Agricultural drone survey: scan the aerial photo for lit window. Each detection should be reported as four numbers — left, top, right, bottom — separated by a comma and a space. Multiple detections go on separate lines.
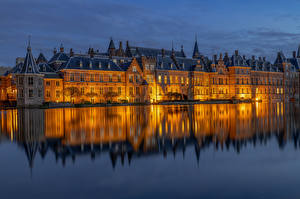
158, 75, 162, 83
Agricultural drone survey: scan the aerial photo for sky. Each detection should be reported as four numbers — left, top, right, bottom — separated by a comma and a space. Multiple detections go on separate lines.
1, 0, 300, 66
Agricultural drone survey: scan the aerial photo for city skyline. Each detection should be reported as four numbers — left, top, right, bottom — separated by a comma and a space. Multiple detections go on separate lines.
1, 0, 300, 66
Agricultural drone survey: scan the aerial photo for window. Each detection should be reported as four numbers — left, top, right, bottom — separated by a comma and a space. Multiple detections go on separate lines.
91, 87, 95, 93
108, 87, 113, 92
108, 74, 112, 82
129, 75, 133, 83
136, 87, 140, 95
56, 81, 60, 86
29, 89, 33, 98
133, 66, 137, 72
81, 87, 85, 95
46, 81, 50, 86
118, 87, 121, 95
90, 74, 94, 82
70, 73, 75, 81
19, 89, 24, 98
129, 87, 133, 95
135, 75, 139, 83
99, 87, 103, 95
19, 77, 23, 85
56, 90, 60, 98
158, 75, 162, 83
80, 73, 85, 81
219, 78, 223, 85
38, 90, 42, 97
181, 77, 184, 84
164, 75, 167, 84
28, 77, 34, 85
117, 75, 121, 82
46, 90, 50, 97
99, 74, 103, 82
236, 78, 239, 84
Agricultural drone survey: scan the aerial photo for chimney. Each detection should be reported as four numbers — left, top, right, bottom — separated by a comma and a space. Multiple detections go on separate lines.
219, 53, 223, 60
293, 51, 296, 58
213, 54, 217, 61
90, 48, 94, 58
235, 50, 239, 56
53, 48, 57, 55
70, 48, 74, 57
60, 44, 64, 53
162, 48, 165, 57
119, 41, 123, 50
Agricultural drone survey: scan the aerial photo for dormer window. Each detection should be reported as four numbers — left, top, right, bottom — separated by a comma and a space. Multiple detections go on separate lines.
79, 60, 83, 68
98, 62, 102, 68
160, 62, 163, 68
132, 66, 137, 72
170, 63, 173, 69
182, 63, 185, 69
89, 61, 92, 69
28, 66, 32, 72
108, 62, 111, 69
43, 66, 46, 71
113, 59, 117, 64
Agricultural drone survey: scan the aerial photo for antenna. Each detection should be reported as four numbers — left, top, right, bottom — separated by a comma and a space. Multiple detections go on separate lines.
28, 35, 31, 46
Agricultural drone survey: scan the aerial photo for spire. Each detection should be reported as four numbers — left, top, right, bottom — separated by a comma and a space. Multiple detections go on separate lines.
192, 36, 200, 59
108, 37, 116, 50
297, 44, 300, 58
27, 35, 31, 51
171, 41, 175, 58
125, 41, 132, 57
20, 40, 40, 74
181, 45, 186, 58
108, 37, 116, 57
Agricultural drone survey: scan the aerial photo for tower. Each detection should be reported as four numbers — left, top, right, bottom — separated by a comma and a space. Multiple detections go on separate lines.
107, 37, 116, 57
16, 41, 44, 107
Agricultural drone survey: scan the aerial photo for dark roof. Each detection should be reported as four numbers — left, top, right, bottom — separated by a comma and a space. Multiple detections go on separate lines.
44, 73, 63, 79
48, 52, 69, 64
19, 46, 40, 74
36, 53, 48, 64
128, 46, 185, 58
38, 63, 55, 73
60, 56, 125, 71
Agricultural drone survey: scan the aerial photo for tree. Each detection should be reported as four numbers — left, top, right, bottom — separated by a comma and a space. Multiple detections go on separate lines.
63, 87, 81, 102
103, 91, 119, 102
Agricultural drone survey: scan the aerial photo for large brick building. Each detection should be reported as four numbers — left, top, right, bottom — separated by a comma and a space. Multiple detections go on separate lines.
0, 38, 299, 106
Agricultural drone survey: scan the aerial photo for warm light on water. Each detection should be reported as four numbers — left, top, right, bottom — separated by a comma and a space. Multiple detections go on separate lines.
0, 103, 299, 199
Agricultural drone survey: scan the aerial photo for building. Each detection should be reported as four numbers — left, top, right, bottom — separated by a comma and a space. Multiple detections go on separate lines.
0, 38, 299, 106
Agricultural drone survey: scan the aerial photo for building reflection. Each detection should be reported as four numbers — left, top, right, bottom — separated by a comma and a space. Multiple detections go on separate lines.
0, 103, 299, 168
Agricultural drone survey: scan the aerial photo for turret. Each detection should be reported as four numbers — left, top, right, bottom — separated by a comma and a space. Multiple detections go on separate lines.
107, 37, 116, 57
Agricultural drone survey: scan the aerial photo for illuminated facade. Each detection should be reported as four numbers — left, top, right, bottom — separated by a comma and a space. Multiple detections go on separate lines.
0, 103, 299, 167
0, 39, 300, 106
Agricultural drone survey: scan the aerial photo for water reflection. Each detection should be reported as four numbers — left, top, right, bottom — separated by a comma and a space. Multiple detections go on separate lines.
0, 103, 299, 168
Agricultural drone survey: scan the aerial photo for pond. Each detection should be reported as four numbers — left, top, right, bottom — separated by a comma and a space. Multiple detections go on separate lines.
0, 103, 299, 199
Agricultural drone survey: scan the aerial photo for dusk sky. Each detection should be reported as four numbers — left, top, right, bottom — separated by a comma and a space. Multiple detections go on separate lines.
1, 0, 300, 66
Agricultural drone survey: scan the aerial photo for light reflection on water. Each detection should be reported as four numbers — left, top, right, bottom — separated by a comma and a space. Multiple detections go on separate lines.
0, 103, 300, 199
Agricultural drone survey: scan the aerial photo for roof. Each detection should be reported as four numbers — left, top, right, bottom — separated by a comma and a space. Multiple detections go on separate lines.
127, 46, 186, 58
59, 56, 125, 71
48, 52, 69, 64
36, 53, 48, 64
38, 62, 55, 73
19, 45, 40, 74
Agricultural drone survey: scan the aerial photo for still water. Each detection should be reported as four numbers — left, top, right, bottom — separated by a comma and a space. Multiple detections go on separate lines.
0, 103, 299, 199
